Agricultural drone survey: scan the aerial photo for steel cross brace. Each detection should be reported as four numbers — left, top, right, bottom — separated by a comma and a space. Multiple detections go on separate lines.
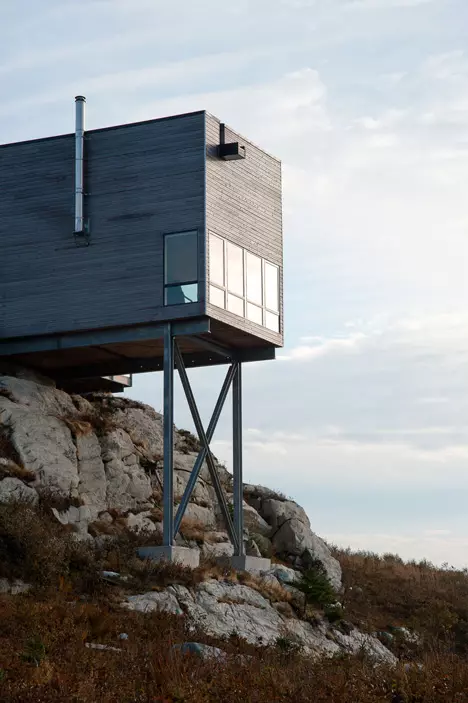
173, 342, 239, 551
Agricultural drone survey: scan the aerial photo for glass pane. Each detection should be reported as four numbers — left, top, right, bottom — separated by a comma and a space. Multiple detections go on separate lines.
264, 310, 280, 332
226, 242, 244, 297
246, 252, 262, 305
210, 285, 225, 309
209, 234, 224, 287
246, 302, 262, 325
165, 231, 198, 285
264, 261, 279, 312
165, 283, 198, 305
227, 293, 244, 317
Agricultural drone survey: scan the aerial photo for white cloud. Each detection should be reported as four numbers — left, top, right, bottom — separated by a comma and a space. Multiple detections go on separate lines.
345, 0, 436, 8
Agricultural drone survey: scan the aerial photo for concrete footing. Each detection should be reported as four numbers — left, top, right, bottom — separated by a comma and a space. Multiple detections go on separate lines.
137, 545, 200, 569
231, 555, 271, 573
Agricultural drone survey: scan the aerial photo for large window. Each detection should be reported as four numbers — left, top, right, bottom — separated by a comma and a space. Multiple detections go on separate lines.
164, 231, 198, 305
209, 233, 280, 333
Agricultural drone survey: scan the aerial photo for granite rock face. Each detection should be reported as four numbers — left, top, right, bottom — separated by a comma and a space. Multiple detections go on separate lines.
0, 372, 341, 592
243, 486, 342, 591
0, 374, 229, 538
121, 572, 397, 665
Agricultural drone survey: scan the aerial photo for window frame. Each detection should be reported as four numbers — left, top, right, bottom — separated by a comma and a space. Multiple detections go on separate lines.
163, 229, 200, 306
207, 231, 281, 334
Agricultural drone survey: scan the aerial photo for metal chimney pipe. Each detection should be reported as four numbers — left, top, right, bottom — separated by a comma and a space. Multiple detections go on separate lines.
74, 96, 86, 233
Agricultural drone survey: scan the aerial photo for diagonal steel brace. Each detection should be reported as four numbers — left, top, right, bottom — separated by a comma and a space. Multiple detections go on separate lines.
173, 343, 239, 550
173, 362, 236, 536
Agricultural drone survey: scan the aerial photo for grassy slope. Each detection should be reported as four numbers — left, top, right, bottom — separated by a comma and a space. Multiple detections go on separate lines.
2, 506, 468, 701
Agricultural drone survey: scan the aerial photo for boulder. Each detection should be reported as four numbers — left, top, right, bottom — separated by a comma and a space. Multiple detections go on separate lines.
0, 578, 32, 595
202, 541, 234, 560
0, 477, 38, 504
245, 538, 262, 558
126, 511, 158, 535
332, 629, 398, 666
0, 404, 79, 498
180, 502, 217, 530
173, 642, 227, 661
257, 499, 342, 591
261, 498, 309, 530
52, 504, 99, 535
268, 565, 300, 585
122, 590, 183, 615
242, 502, 271, 537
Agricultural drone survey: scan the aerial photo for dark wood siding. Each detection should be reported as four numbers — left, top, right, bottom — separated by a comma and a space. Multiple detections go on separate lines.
205, 113, 283, 347
0, 112, 206, 340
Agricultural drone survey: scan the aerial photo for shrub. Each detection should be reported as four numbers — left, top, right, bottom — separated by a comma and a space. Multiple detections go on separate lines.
296, 559, 337, 609
177, 429, 202, 454
21, 636, 47, 667
0, 428, 23, 468
249, 532, 273, 558
0, 502, 102, 594
324, 603, 345, 624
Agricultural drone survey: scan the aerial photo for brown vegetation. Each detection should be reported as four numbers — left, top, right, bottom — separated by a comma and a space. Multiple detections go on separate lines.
0, 428, 23, 468
0, 387, 16, 402
337, 547, 468, 657
3, 504, 468, 700
58, 410, 117, 438
1, 594, 468, 702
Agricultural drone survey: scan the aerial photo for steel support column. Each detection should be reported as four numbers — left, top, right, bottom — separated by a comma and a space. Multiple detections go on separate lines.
163, 323, 174, 547
174, 343, 238, 550
233, 362, 244, 556
173, 363, 236, 536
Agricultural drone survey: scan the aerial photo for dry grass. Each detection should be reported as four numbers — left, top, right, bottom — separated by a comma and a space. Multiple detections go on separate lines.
179, 518, 206, 543
0, 387, 16, 402
2, 509, 468, 699
237, 570, 293, 604
0, 460, 35, 483
0, 502, 103, 594
177, 429, 202, 454
2, 594, 468, 702
0, 428, 23, 468
58, 410, 117, 438
337, 548, 468, 656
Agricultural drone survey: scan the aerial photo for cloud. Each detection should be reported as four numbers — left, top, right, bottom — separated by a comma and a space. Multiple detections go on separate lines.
345, 0, 436, 8
5, 0, 468, 566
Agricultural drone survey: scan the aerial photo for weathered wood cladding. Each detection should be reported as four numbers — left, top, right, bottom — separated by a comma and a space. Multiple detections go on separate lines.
205, 113, 283, 347
0, 110, 283, 371
0, 112, 206, 340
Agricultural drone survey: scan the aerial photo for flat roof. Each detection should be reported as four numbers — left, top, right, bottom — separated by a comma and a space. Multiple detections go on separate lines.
0, 107, 281, 163
0, 109, 206, 150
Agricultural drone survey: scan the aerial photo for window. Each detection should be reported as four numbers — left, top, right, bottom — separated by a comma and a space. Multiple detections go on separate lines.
209, 285, 225, 309
209, 234, 225, 287
164, 231, 198, 305
226, 242, 244, 297
246, 252, 262, 306
247, 302, 262, 325
264, 261, 279, 313
227, 293, 244, 317
208, 232, 281, 334
264, 310, 280, 333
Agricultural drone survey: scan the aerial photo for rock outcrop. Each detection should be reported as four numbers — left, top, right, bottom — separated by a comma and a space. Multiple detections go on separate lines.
243, 485, 342, 591
0, 370, 396, 664
122, 573, 397, 665
0, 373, 341, 594
0, 373, 230, 541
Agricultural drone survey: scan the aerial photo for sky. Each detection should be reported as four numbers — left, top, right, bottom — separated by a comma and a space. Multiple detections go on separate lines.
2, 0, 468, 566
